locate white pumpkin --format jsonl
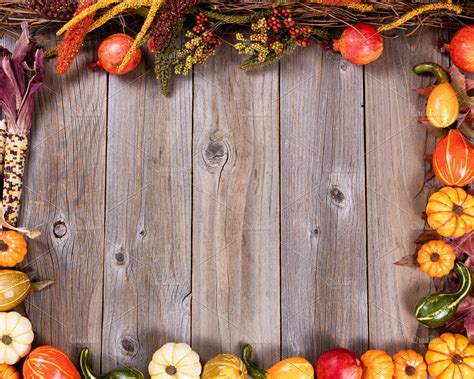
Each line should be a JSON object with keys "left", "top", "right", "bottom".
{"left": 148, "top": 342, "right": 202, "bottom": 379}
{"left": 0, "top": 311, "right": 34, "bottom": 365}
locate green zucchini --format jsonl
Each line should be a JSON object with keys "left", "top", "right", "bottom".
{"left": 415, "top": 261, "right": 472, "bottom": 328}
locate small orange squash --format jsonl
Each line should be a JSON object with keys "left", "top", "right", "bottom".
{"left": 0, "top": 365, "right": 20, "bottom": 379}
{"left": 393, "top": 350, "right": 427, "bottom": 379}
{"left": 425, "top": 333, "right": 474, "bottom": 378}
{"left": 417, "top": 240, "right": 456, "bottom": 278}
{"left": 0, "top": 230, "right": 27, "bottom": 267}
{"left": 426, "top": 187, "right": 474, "bottom": 238}
{"left": 361, "top": 350, "right": 394, "bottom": 379}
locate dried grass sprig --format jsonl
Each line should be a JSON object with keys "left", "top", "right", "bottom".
{"left": 377, "top": 3, "right": 463, "bottom": 32}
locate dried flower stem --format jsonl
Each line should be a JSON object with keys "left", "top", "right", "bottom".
{"left": 155, "top": 18, "right": 184, "bottom": 96}
{"left": 56, "top": 0, "right": 97, "bottom": 74}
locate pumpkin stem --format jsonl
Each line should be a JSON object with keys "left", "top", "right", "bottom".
{"left": 30, "top": 280, "right": 54, "bottom": 292}
{"left": 452, "top": 354, "right": 464, "bottom": 365}
{"left": 0, "top": 241, "right": 8, "bottom": 251}
{"left": 80, "top": 348, "right": 99, "bottom": 379}
{"left": 1, "top": 335, "right": 12, "bottom": 345}
{"left": 242, "top": 344, "right": 268, "bottom": 379}
{"left": 413, "top": 62, "right": 449, "bottom": 84}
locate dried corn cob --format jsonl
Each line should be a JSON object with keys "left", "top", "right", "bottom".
{"left": 0, "top": 121, "right": 7, "bottom": 186}
{"left": 2, "top": 135, "right": 28, "bottom": 226}
{"left": 0, "top": 23, "right": 44, "bottom": 227}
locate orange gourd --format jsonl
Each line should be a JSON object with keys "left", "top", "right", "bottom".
{"left": 432, "top": 130, "right": 474, "bottom": 187}
{"left": 0, "top": 365, "right": 20, "bottom": 379}
{"left": 23, "top": 346, "right": 81, "bottom": 379}
{"left": 393, "top": 350, "right": 427, "bottom": 379}
{"left": 0, "top": 230, "right": 27, "bottom": 267}
{"left": 413, "top": 63, "right": 459, "bottom": 129}
{"left": 426, "top": 187, "right": 474, "bottom": 238}
{"left": 242, "top": 344, "right": 314, "bottom": 379}
{"left": 417, "top": 240, "right": 456, "bottom": 278}
{"left": 361, "top": 350, "right": 394, "bottom": 379}
{"left": 425, "top": 333, "right": 474, "bottom": 378}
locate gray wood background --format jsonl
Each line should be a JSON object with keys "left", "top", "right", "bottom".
{"left": 2, "top": 28, "right": 448, "bottom": 373}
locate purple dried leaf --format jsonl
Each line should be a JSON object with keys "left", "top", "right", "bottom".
{"left": 394, "top": 254, "right": 418, "bottom": 267}
{"left": 450, "top": 232, "right": 474, "bottom": 259}
{"left": 0, "top": 22, "right": 44, "bottom": 136}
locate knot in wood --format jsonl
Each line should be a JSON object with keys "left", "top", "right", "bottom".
{"left": 114, "top": 250, "right": 126, "bottom": 265}
{"left": 202, "top": 140, "right": 228, "bottom": 168}
{"left": 311, "top": 227, "right": 320, "bottom": 237}
{"left": 330, "top": 186, "right": 346, "bottom": 206}
{"left": 120, "top": 336, "right": 138, "bottom": 354}
{"left": 53, "top": 220, "right": 67, "bottom": 238}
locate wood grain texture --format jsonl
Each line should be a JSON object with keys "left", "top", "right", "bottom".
{"left": 102, "top": 53, "right": 192, "bottom": 372}
{"left": 20, "top": 35, "right": 106, "bottom": 367}
{"left": 280, "top": 47, "right": 367, "bottom": 360}
{"left": 192, "top": 45, "right": 280, "bottom": 367}
{"left": 365, "top": 30, "right": 447, "bottom": 352}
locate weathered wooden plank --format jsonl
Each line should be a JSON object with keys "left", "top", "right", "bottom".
{"left": 20, "top": 35, "right": 106, "bottom": 367}
{"left": 102, "top": 54, "right": 193, "bottom": 372}
{"left": 280, "top": 47, "right": 367, "bottom": 360}
{"left": 192, "top": 45, "right": 280, "bottom": 367}
{"left": 365, "top": 29, "right": 446, "bottom": 352}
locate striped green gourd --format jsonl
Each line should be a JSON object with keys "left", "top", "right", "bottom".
{"left": 415, "top": 261, "right": 472, "bottom": 328}
{"left": 0, "top": 270, "right": 52, "bottom": 311}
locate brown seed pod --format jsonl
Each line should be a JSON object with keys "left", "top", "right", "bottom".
{"left": 27, "top": 0, "right": 78, "bottom": 20}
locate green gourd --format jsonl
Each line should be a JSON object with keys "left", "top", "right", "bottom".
{"left": 80, "top": 348, "right": 144, "bottom": 379}
{"left": 415, "top": 261, "right": 472, "bottom": 328}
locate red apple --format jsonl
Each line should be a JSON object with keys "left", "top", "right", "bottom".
{"left": 316, "top": 348, "right": 362, "bottom": 379}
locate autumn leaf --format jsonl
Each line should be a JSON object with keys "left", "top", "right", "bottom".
{"left": 415, "top": 85, "right": 435, "bottom": 98}
{"left": 415, "top": 229, "right": 442, "bottom": 244}
{"left": 448, "top": 296, "right": 474, "bottom": 341}
{"left": 450, "top": 232, "right": 474, "bottom": 259}
{"left": 394, "top": 254, "right": 418, "bottom": 267}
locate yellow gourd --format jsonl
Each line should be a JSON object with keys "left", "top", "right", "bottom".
{"left": 201, "top": 354, "right": 247, "bottom": 379}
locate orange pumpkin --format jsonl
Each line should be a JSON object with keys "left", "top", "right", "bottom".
{"left": 417, "top": 240, "right": 456, "bottom": 278}
{"left": 361, "top": 350, "right": 394, "bottom": 379}
{"left": 433, "top": 130, "right": 474, "bottom": 187}
{"left": 0, "top": 365, "right": 20, "bottom": 379}
{"left": 425, "top": 333, "right": 474, "bottom": 378}
{"left": 426, "top": 187, "right": 474, "bottom": 238}
{"left": 23, "top": 346, "right": 80, "bottom": 379}
{"left": 393, "top": 350, "right": 427, "bottom": 379}
{"left": 0, "top": 231, "right": 27, "bottom": 267}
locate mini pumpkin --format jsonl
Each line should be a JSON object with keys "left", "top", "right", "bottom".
{"left": 0, "top": 311, "right": 33, "bottom": 365}
{"left": 148, "top": 342, "right": 201, "bottom": 378}
{"left": 417, "top": 240, "right": 456, "bottom": 278}
{"left": 201, "top": 354, "right": 247, "bottom": 379}
{"left": 361, "top": 350, "right": 394, "bottom": 379}
{"left": 426, "top": 187, "right": 474, "bottom": 238}
{"left": 0, "top": 231, "right": 27, "bottom": 267}
{"left": 425, "top": 333, "right": 474, "bottom": 378}
{"left": 393, "top": 349, "right": 427, "bottom": 379}
{"left": 0, "top": 365, "right": 20, "bottom": 379}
